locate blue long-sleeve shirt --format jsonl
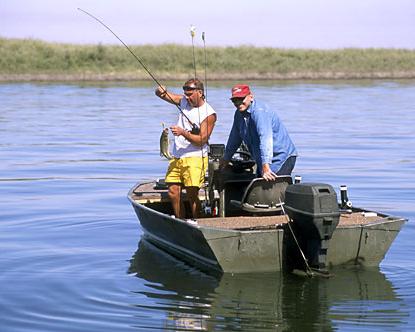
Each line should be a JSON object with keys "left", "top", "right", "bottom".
{"left": 224, "top": 99, "right": 297, "bottom": 173}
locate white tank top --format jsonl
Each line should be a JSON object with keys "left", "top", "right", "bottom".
{"left": 173, "top": 98, "right": 216, "bottom": 158}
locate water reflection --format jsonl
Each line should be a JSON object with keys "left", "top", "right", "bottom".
{"left": 129, "top": 240, "right": 407, "bottom": 331}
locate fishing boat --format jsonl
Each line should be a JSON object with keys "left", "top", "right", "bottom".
{"left": 128, "top": 144, "right": 406, "bottom": 275}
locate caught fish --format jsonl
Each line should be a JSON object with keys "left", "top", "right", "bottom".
{"left": 160, "top": 124, "right": 173, "bottom": 160}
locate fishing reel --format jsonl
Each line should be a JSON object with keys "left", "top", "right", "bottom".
{"left": 190, "top": 124, "right": 200, "bottom": 135}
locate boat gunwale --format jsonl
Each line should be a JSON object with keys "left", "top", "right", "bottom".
{"left": 128, "top": 181, "right": 408, "bottom": 232}
{"left": 130, "top": 196, "right": 246, "bottom": 234}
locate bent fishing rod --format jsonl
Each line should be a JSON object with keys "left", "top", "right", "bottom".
{"left": 77, "top": 8, "right": 200, "bottom": 134}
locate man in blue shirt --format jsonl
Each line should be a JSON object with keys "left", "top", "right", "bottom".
{"left": 221, "top": 84, "right": 297, "bottom": 181}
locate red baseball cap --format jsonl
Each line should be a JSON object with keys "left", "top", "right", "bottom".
{"left": 231, "top": 84, "right": 251, "bottom": 99}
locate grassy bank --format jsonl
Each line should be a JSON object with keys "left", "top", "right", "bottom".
{"left": 1, "top": 37, "right": 415, "bottom": 81}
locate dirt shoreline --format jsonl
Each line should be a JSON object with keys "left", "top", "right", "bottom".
{"left": 2, "top": 71, "right": 415, "bottom": 82}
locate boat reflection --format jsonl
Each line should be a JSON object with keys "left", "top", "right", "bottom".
{"left": 129, "top": 239, "right": 406, "bottom": 331}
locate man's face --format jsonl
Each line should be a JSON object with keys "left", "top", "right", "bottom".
{"left": 183, "top": 87, "right": 203, "bottom": 107}
{"left": 231, "top": 94, "right": 252, "bottom": 112}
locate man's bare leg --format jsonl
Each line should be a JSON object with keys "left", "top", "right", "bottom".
{"left": 168, "top": 184, "right": 183, "bottom": 218}
{"left": 186, "top": 186, "right": 201, "bottom": 219}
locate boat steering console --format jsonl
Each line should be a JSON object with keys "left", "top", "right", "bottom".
{"left": 207, "top": 144, "right": 257, "bottom": 217}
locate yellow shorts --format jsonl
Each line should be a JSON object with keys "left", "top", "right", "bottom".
{"left": 165, "top": 156, "right": 208, "bottom": 188}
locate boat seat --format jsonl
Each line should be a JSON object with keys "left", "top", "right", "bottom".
{"left": 230, "top": 176, "right": 293, "bottom": 215}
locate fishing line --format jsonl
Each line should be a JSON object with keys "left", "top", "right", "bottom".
{"left": 78, "top": 8, "right": 198, "bottom": 131}
{"left": 280, "top": 199, "right": 314, "bottom": 277}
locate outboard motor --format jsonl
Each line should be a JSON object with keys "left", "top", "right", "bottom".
{"left": 284, "top": 183, "right": 340, "bottom": 271}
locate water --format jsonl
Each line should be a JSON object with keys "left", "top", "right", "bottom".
{"left": 0, "top": 81, "right": 414, "bottom": 331}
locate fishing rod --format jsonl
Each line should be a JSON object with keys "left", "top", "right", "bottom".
{"left": 192, "top": 29, "right": 212, "bottom": 214}
{"left": 189, "top": 24, "right": 201, "bottom": 136}
{"left": 190, "top": 25, "right": 197, "bottom": 79}
{"left": 202, "top": 32, "right": 208, "bottom": 101}
{"left": 77, "top": 8, "right": 199, "bottom": 133}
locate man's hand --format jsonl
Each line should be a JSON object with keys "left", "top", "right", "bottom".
{"left": 170, "top": 125, "right": 186, "bottom": 137}
{"left": 262, "top": 163, "right": 277, "bottom": 181}
{"left": 155, "top": 85, "right": 167, "bottom": 97}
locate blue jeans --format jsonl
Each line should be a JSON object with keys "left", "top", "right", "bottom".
{"left": 271, "top": 156, "right": 297, "bottom": 175}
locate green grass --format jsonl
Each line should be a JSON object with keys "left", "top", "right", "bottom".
{"left": 1, "top": 37, "right": 415, "bottom": 80}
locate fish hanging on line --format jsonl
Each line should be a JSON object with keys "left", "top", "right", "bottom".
{"left": 159, "top": 123, "right": 173, "bottom": 160}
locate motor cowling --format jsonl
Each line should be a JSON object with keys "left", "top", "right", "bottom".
{"left": 284, "top": 183, "right": 340, "bottom": 270}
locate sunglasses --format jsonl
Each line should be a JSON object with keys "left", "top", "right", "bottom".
{"left": 183, "top": 86, "right": 197, "bottom": 92}
{"left": 231, "top": 97, "right": 246, "bottom": 106}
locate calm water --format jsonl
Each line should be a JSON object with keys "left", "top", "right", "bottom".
{"left": 1, "top": 80, "right": 414, "bottom": 331}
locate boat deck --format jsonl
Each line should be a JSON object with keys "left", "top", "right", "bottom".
{"left": 131, "top": 181, "right": 386, "bottom": 230}
{"left": 195, "top": 213, "right": 383, "bottom": 230}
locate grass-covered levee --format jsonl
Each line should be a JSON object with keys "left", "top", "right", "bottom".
{"left": 1, "top": 37, "right": 415, "bottom": 81}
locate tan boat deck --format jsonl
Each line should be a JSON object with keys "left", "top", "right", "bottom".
{"left": 195, "top": 213, "right": 383, "bottom": 230}
{"left": 130, "top": 181, "right": 171, "bottom": 202}
{"left": 131, "top": 182, "right": 385, "bottom": 230}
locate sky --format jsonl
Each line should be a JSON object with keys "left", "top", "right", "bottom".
{"left": 1, "top": 0, "right": 415, "bottom": 49}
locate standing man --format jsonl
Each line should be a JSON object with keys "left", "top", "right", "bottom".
{"left": 221, "top": 84, "right": 297, "bottom": 180}
{"left": 155, "top": 78, "right": 216, "bottom": 218}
